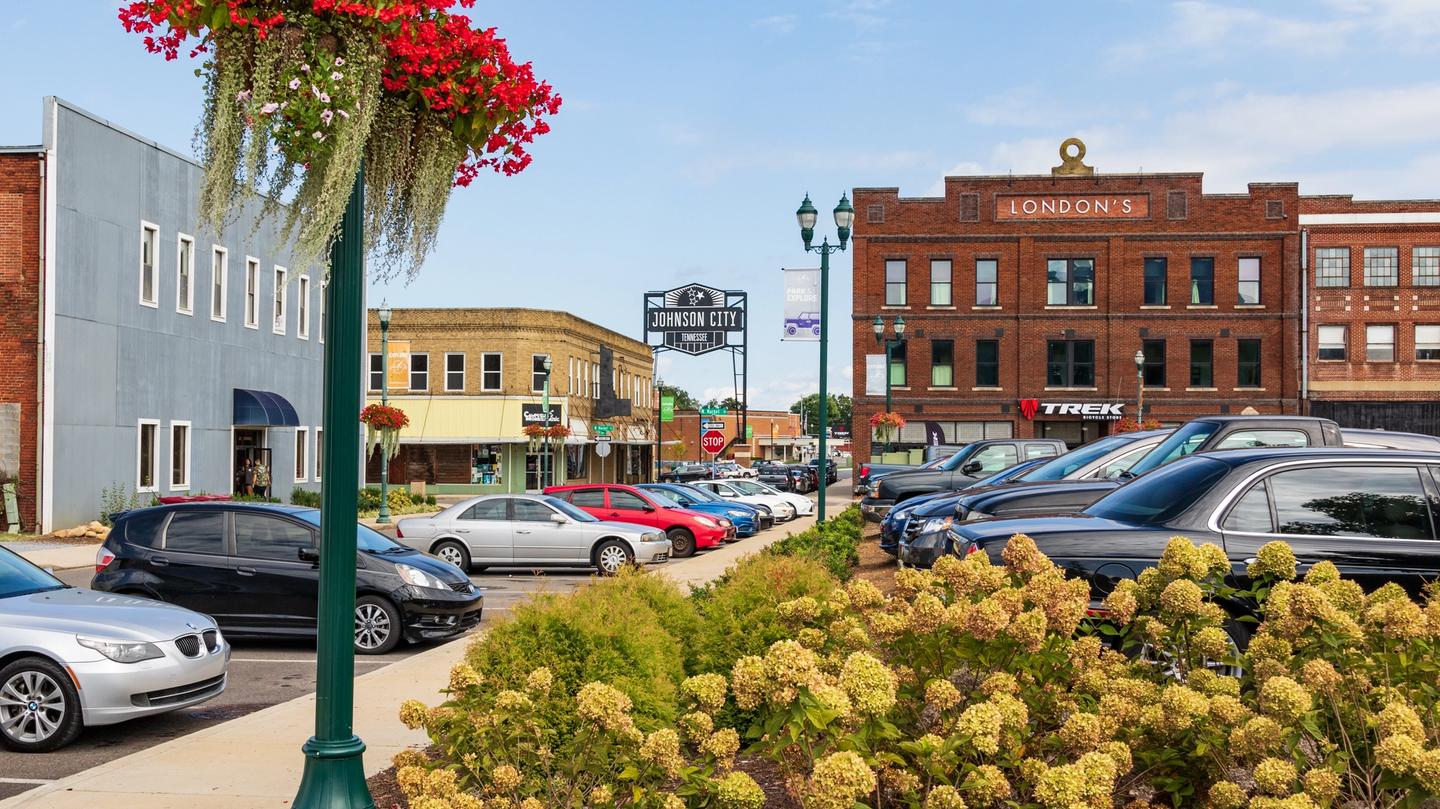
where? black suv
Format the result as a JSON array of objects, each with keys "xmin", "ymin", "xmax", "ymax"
[
  {"xmin": 92, "ymin": 502, "xmax": 483, "ymax": 654},
  {"xmin": 860, "ymin": 438, "xmax": 1066, "ymax": 519}
]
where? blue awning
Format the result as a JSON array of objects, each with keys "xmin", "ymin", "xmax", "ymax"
[{"xmin": 233, "ymin": 389, "xmax": 300, "ymax": 427}]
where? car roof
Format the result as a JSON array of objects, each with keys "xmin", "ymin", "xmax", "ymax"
[
  {"xmin": 1194, "ymin": 446, "xmax": 1440, "ymax": 467},
  {"xmin": 1191, "ymin": 415, "xmax": 1335, "ymax": 424},
  {"xmin": 118, "ymin": 501, "xmax": 313, "ymax": 519}
]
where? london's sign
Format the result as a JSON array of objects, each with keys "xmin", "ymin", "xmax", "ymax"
[
  {"xmin": 1019, "ymin": 400, "xmax": 1125, "ymax": 421},
  {"xmin": 995, "ymin": 193, "xmax": 1149, "ymax": 221}
]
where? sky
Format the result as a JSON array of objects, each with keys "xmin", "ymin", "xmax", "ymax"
[{"xmin": 3, "ymin": 1, "xmax": 1439, "ymax": 409}]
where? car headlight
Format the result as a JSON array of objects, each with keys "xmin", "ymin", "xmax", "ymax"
[
  {"xmin": 396, "ymin": 563, "xmax": 450, "ymax": 590},
  {"xmin": 694, "ymin": 516, "xmax": 719, "ymax": 527},
  {"xmin": 77, "ymin": 636, "xmax": 165, "ymax": 664},
  {"xmin": 920, "ymin": 516, "xmax": 955, "ymax": 535},
  {"xmin": 753, "ymin": 503, "xmax": 772, "ymax": 515},
  {"xmin": 727, "ymin": 510, "xmax": 749, "ymax": 518}
]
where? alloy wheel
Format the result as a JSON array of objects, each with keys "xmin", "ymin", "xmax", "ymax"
[
  {"xmin": 354, "ymin": 602, "xmax": 393, "ymax": 651},
  {"xmin": 598, "ymin": 545, "xmax": 628, "ymax": 574},
  {"xmin": 436, "ymin": 544, "xmax": 466, "ymax": 567},
  {"xmin": 0, "ymin": 670, "xmax": 65, "ymax": 744}
]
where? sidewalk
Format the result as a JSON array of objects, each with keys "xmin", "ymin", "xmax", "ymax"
[
  {"xmin": 5, "ymin": 540, "xmax": 98, "ymax": 571},
  {"xmin": 0, "ymin": 507, "xmax": 829, "ymax": 808}
]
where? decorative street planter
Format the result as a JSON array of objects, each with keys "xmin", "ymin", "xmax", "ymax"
[{"xmin": 359, "ymin": 402, "xmax": 409, "ymax": 460}]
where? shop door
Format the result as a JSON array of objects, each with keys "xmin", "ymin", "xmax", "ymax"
[
  {"xmin": 525, "ymin": 452, "xmax": 556, "ymax": 491},
  {"xmin": 233, "ymin": 429, "xmax": 272, "ymax": 495}
]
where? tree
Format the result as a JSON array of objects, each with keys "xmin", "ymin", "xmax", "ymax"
[
  {"xmin": 702, "ymin": 396, "xmax": 744, "ymax": 412},
  {"xmin": 790, "ymin": 394, "xmax": 852, "ymax": 436},
  {"xmin": 658, "ymin": 384, "xmax": 700, "ymax": 411}
]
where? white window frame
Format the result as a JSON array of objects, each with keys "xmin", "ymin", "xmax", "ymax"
[
  {"xmin": 1417, "ymin": 325, "xmax": 1440, "ymax": 361},
  {"xmin": 1366, "ymin": 324, "xmax": 1395, "ymax": 362},
  {"xmin": 367, "ymin": 353, "xmax": 384, "ymax": 392},
  {"xmin": 314, "ymin": 427, "xmax": 323, "ymax": 482},
  {"xmin": 532, "ymin": 354, "xmax": 551, "ymax": 393},
  {"xmin": 444, "ymin": 352, "xmax": 466, "ymax": 391},
  {"xmin": 318, "ymin": 277, "xmax": 326, "ymax": 343},
  {"xmin": 210, "ymin": 246, "xmax": 228, "ymax": 322},
  {"xmin": 244, "ymin": 256, "xmax": 260, "ymax": 329},
  {"xmin": 176, "ymin": 233, "xmax": 195, "ymax": 315},
  {"xmin": 1316, "ymin": 325, "xmax": 1347, "ymax": 361},
  {"xmin": 294, "ymin": 427, "xmax": 309, "ymax": 483},
  {"xmin": 169, "ymin": 420, "xmax": 192, "ymax": 491},
  {"xmin": 139, "ymin": 221, "xmax": 159, "ymax": 307},
  {"xmin": 297, "ymin": 274, "xmax": 310, "ymax": 340},
  {"xmin": 137, "ymin": 418, "xmax": 160, "ymax": 493},
  {"xmin": 409, "ymin": 353, "xmax": 429, "ymax": 392},
  {"xmin": 481, "ymin": 352, "xmax": 502, "ymax": 391},
  {"xmin": 273, "ymin": 265, "xmax": 288, "ymax": 335}
]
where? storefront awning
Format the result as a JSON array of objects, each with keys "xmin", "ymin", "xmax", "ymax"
[{"xmin": 233, "ymin": 388, "xmax": 300, "ymax": 427}]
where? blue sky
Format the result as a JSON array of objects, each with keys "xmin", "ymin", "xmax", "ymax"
[{"xmin": 3, "ymin": 1, "xmax": 1438, "ymax": 409}]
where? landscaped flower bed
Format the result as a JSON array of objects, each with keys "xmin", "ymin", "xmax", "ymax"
[{"xmin": 395, "ymin": 514, "xmax": 1440, "ymax": 807}]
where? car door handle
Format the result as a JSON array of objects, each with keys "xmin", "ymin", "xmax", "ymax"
[
  {"xmin": 608, "ymin": 512, "xmax": 622, "ymax": 517},
  {"xmin": 151, "ymin": 556, "xmax": 170, "ymax": 567},
  {"xmin": 236, "ymin": 566, "xmax": 257, "ymax": 576},
  {"xmin": 455, "ymin": 528, "xmax": 470, "ymax": 533},
  {"xmin": 515, "ymin": 529, "xmax": 532, "ymax": 534},
  {"xmin": 1244, "ymin": 558, "xmax": 1257, "ymax": 565}
]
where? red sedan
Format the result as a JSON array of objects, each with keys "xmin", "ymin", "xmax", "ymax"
[{"xmin": 544, "ymin": 483, "xmax": 734, "ymax": 558}]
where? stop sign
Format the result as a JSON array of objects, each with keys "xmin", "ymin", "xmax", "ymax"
[{"xmin": 700, "ymin": 430, "xmax": 726, "ymax": 455}]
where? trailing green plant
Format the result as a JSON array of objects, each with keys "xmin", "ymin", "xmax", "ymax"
[{"xmin": 98, "ymin": 482, "xmax": 151, "ymax": 525}]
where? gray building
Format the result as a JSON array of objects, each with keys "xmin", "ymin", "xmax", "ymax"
[{"xmin": 36, "ymin": 98, "xmax": 324, "ymax": 530}]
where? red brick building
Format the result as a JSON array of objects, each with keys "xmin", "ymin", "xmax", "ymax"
[
  {"xmin": 850, "ymin": 140, "xmax": 1303, "ymax": 460},
  {"xmin": 0, "ymin": 149, "xmax": 43, "ymax": 531}
]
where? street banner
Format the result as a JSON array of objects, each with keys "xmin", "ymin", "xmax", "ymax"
[
  {"xmin": 865, "ymin": 354, "xmax": 886, "ymax": 396},
  {"xmin": 386, "ymin": 340, "xmax": 411, "ymax": 390},
  {"xmin": 660, "ymin": 395, "xmax": 675, "ymax": 422},
  {"xmin": 745, "ymin": 424, "xmax": 753, "ymax": 440},
  {"xmin": 782, "ymin": 268, "xmax": 820, "ymax": 341}
]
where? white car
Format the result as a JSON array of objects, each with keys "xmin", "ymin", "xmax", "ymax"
[
  {"xmin": 691, "ymin": 479, "xmax": 804, "ymax": 521},
  {"xmin": 717, "ymin": 463, "xmax": 758, "ymax": 479}
]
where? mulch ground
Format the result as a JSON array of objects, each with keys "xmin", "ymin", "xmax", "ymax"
[{"xmin": 853, "ymin": 522, "xmax": 899, "ymax": 596}]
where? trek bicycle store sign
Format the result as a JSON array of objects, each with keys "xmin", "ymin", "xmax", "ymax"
[{"xmin": 1019, "ymin": 400, "xmax": 1126, "ymax": 421}]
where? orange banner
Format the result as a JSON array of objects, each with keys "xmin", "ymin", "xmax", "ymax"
[{"xmin": 386, "ymin": 340, "xmax": 411, "ymax": 390}]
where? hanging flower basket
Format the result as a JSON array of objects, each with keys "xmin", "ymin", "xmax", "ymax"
[
  {"xmin": 118, "ymin": 0, "xmax": 561, "ymax": 279},
  {"xmin": 360, "ymin": 402, "xmax": 409, "ymax": 460},
  {"xmin": 522, "ymin": 423, "xmax": 569, "ymax": 448},
  {"xmin": 869, "ymin": 411, "xmax": 906, "ymax": 444}
]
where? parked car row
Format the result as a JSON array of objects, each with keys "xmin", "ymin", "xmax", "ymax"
[{"xmin": 659, "ymin": 461, "xmax": 760, "ymax": 483}]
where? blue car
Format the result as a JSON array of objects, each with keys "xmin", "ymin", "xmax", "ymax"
[
  {"xmin": 638, "ymin": 483, "xmax": 767, "ymax": 538},
  {"xmin": 879, "ymin": 458, "xmax": 1049, "ymax": 555}
]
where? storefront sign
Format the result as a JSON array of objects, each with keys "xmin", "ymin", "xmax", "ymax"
[
  {"xmin": 644, "ymin": 283, "xmax": 747, "ymax": 356},
  {"xmin": 386, "ymin": 340, "xmax": 411, "ymax": 390},
  {"xmin": 995, "ymin": 193, "xmax": 1149, "ymax": 221},
  {"xmin": 1019, "ymin": 400, "xmax": 1125, "ymax": 420},
  {"xmin": 782, "ymin": 268, "xmax": 820, "ymax": 342},
  {"xmin": 521, "ymin": 403, "xmax": 564, "ymax": 425}
]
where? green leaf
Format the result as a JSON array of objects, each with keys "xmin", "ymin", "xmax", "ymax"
[{"xmin": 209, "ymin": 3, "xmax": 227, "ymax": 31}]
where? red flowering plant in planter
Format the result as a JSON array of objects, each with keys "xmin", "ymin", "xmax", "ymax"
[
  {"xmin": 359, "ymin": 402, "xmax": 408, "ymax": 459},
  {"xmin": 522, "ymin": 423, "xmax": 570, "ymax": 444},
  {"xmin": 869, "ymin": 411, "xmax": 906, "ymax": 444},
  {"xmin": 117, "ymin": 0, "xmax": 561, "ymax": 278}
]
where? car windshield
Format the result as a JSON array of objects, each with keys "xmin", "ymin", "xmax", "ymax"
[
  {"xmin": 295, "ymin": 510, "xmax": 405, "ymax": 553},
  {"xmin": 1085, "ymin": 456, "xmax": 1230, "ymax": 525},
  {"xmin": 545, "ymin": 497, "xmax": 599, "ymax": 522},
  {"xmin": 674, "ymin": 485, "xmax": 722, "ymax": 503},
  {"xmin": 969, "ymin": 458, "xmax": 1043, "ymax": 487},
  {"xmin": 0, "ymin": 548, "xmax": 65, "ymax": 599},
  {"xmin": 1022, "ymin": 435, "xmax": 1134, "ymax": 482},
  {"xmin": 646, "ymin": 489, "xmax": 683, "ymax": 508},
  {"xmin": 731, "ymin": 480, "xmax": 771, "ymax": 495},
  {"xmin": 937, "ymin": 445, "xmax": 980, "ymax": 471},
  {"xmin": 1124, "ymin": 422, "xmax": 1219, "ymax": 477}
]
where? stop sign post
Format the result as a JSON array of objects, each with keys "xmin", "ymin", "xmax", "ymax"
[{"xmin": 700, "ymin": 430, "xmax": 726, "ymax": 456}]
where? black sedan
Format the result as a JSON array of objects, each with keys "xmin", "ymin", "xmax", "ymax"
[
  {"xmin": 907, "ymin": 447, "xmax": 1440, "ymax": 640},
  {"xmin": 92, "ymin": 502, "xmax": 483, "ymax": 654}
]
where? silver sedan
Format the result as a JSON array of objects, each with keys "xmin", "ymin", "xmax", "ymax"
[
  {"xmin": 395, "ymin": 494, "xmax": 671, "ymax": 575},
  {"xmin": 0, "ymin": 546, "xmax": 228, "ymax": 752}
]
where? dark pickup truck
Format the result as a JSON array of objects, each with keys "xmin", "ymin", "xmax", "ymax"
[{"xmin": 859, "ymin": 438, "xmax": 1067, "ymax": 520}]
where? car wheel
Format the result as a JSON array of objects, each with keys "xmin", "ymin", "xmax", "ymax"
[
  {"xmin": 786, "ymin": 325, "xmax": 797, "ymax": 335},
  {"xmin": 594, "ymin": 541, "xmax": 633, "ymax": 576},
  {"xmin": 0, "ymin": 656, "xmax": 83, "ymax": 753},
  {"xmin": 667, "ymin": 528, "xmax": 696, "ymax": 558},
  {"xmin": 811, "ymin": 325, "xmax": 820, "ymax": 336},
  {"xmin": 354, "ymin": 596, "xmax": 402, "ymax": 655},
  {"xmin": 432, "ymin": 540, "xmax": 470, "ymax": 571}
]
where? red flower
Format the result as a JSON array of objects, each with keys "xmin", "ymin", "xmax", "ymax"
[{"xmin": 359, "ymin": 403, "xmax": 410, "ymax": 431}]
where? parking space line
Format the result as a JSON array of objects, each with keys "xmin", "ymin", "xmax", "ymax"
[{"xmin": 0, "ymin": 778, "xmax": 54, "ymax": 785}]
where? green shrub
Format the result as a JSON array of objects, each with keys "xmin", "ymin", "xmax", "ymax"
[
  {"xmin": 231, "ymin": 493, "xmax": 280, "ymax": 503},
  {"xmin": 98, "ymin": 482, "xmax": 151, "ymax": 525},
  {"xmin": 288, "ymin": 488, "xmax": 322, "ymax": 508},
  {"xmin": 766, "ymin": 505, "xmax": 863, "ymax": 580},
  {"xmin": 688, "ymin": 552, "xmax": 838, "ymax": 677}
]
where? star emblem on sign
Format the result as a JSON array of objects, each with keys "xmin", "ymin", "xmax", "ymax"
[{"xmin": 687, "ymin": 289, "xmax": 707, "ymax": 305}]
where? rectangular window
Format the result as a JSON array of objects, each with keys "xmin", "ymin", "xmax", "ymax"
[
  {"xmin": 929, "ymin": 259, "xmax": 952, "ymax": 306},
  {"xmin": 1417, "ymin": 326, "xmax": 1440, "ymax": 360},
  {"xmin": 1190, "ymin": 339, "xmax": 1214, "ymax": 387},
  {"xmin": 318, "ymin": 278, "xmax": 326, "ymax": 342},
  {"xmin": 1237, "ymin": 339, "xmax": 1262, "ymax": 387},
  {"xmin": 209, "ymin": 246, "xmax": 228, "ymax": 321},
  {"xmin": 410, "ymin": 353, "xmax": 429, "ymax": 391},
  {"xmin": 273, "ymin": 266, "xmax": 288, "ymax": 334},
  {"xmin": 482, "ymin": 353, "xmax": 502, "ymax": 391},
  {"xmin": 1415, "ymin": 247, "xmax": 1440, "ymax": 286},
  {"xmin": 975, "ymin": 339, "xmax": 999, "ymax": 387},
  {"xmin": 140, "ymin": 222, "xmax": 159, "ymax": 306},
  {"xmin": 1317, "ymin": 325, "xmax": 1346, "ymax": 361},
  {"xmin": 1141, "ymin": 339, "xmax": 1166, "ymax": 387},
  {"xmin": 1143, "ymin": 257, "xmax": 1167, "ymax": 305},
  {"xmin": 244, "ymin": 257, "xmax": 259, "ymax": 328},
  {"xmin": 1315, "ymin": 247, "xmax": 1349, "ymax": 287},
  {"xmin": 314, "ymin": 427, "xmax": 323, "ymax": 482},
  {"xmin": 296, "ymin": 275, "xmax": 310, "ymax": 339},
  {"xmin": 137, "ymin": 419, "xmax": 159, "ymax": 492},
  {"xmin": 1046, "ymin": 258, "xmax": 1095, "ymax": 306},
  {"xmin": 445, "ymin": 353, "xmax": 465, "ymax": 391},
  {"xmin": 1046, "ymin": 339, "xmax": 1095, "ymax": 387},
  {"xmin": 1190, "ymin": 257, "xmax": 1214, "ymax": 304},
  {"xmin": 975, "ymin": 259, "xmax": 998, "ymax": 306},
  {"xmin": 888, "ymin": 341, "xmax": 907, "ymax": 386},
  {"xmin": 1366, "ymin": 325, "xmax": 1395, "ymax": 362},
  {"xmin": 176, "ymin": 234, "xmax": 194, "ymax": 314},
  {"xmin": 295, "ymin": 427, "xmax": 308, "ymax": 482},
  {"xmin": 885, "ymin": 259, "xmax": 907, "ymax": 306},
  {"xmin": 930, "ymin": 339, "xmax": 954, "ymax": 387},
  {"xmin": 532, "ymin": 355, "xmax": 551, "ymax": 391},
  {"xmin": 367, "ymin": 353, "xmax": 383, "ymax": 392},
  {"xmin": 1364, "ymin": 247, "xmax": 1399, "ymax": 287},
  {"xmin": 1237, "ymin": 257, "xmax": 1261, "ymax": 304},
  {"xmin": 170, "ymin": 421, "xmax": 190, "ymax": 489}
]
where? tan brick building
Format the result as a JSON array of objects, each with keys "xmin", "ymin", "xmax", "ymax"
[{"xmin": 364, "ymin": 308, "xmax": 655, "ymax": 493}]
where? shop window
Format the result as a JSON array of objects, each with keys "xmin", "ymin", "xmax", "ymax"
[
  {"xmin": 1238, "ymin": 258, "xmax": 1261, "ymax": 304},
  {"xmin": 170, "ymin": 421, "xmax": 190, "ymax": 490},
  {"xmin": 975, "ymin": 259, "xmax": 998, "ymax": 306},
  {"xmin": 930, "ymin": 259, "xmax": 951, "ymax": 306},
  {"xmin": 140, "ymin": 222, "xmax": 159, "ymax": 306},
  {"xmin": 482, "ymin": 353, "xmax": 502, "ymax": 391},
  {"xmin": 1237, "ymin": 339, "xmax": 1262, "ymax": 388},
  {"xmin": 137, "ymin": 419, "xmax": 159, "ymax": 492},
  {"xmin": 210, "ymin": 246, "xmax": 228, "ymax": 321},
  {"xmin": 1046, "ymin": 339, "xmax": 1094, "ymax": 387},
  {"xmin": 1315, "ymin": 247, "xmax": 1349, "ymax": 288},
  {"xmin": 885, "ymin": 259, "xmax": 907, "ymax": 306},
  {"xmin": 1416, "ymin": 325, "xmax": 1440, "ymax": 360},
  {"xmin": 297, "ymin": 275, "xmax": 310, "ymax": 339},
  {"xmin": 1366, "ymin": 325, "xmax": 1395, "ymax": 362},
  {"xmin": 445, "ymin": 353, "xmax": 465, "ymax": 391},
  {"xmin": 1046, "ymin": 258, "xmax": 1094, "ymax": 305},
  {"xmin": 1189, "ymin": 257, "xmax": 1214, "ymax": 304},
  {"xmin": 1317, "ymin": 325, "xmax": 1347, "ymax": 361},
  {"xmin": 176, "ymin": 234, "xmax": 194, "ymax": 314},
  {"xmin": 1142, "ymin": 339, "xmax": 1166, "ymax": 387},
  {"xmin": 975, "ymin": 339, "xmax": 999, "ymax": 387},
  {"xmin": 1143, "ymin": 257, "xmax": 1167, "ymax": 305},
  {"xmin": 930, "ymin": 339, "xmax": 953, "ymax": 387},
  {"xmin": 1190, "ymin": 339, "xmax": 1214, "ymax": 387},
  {"xmin": 410, "ymin": 353, "xmax": 429, "ymax": 391},
  {"xmin": 1414, "ymin": 247, "xmax": 1440, "ymax": 286},
  {"xmin": 295, "ymin": 427, "xmax": 308, "ymax": 482},
  {"xmin": 367, "ymin": 353, "xmax": 383, "ymax": 392},
  {"xmin": 471, "ymin": 445, "xmax": 503, "ymax": 485},
  {"xmin": 1364, "ymin": 247, "xmax": 1398, "ymax": 287},
  {"xmin": 566, "ymin": 444, "xmax": 587, "ymax": 479},
  {"xmin": 889, "ymin": 341, "xmax": 907, "ymax": 387}
]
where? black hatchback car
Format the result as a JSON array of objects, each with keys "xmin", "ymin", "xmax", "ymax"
[{"xmin": 92, "ymin": 502, "xmax": 483, "ymax": 654}]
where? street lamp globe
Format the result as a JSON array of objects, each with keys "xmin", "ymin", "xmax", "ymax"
[
  {"xmin": 796, "ymin": 194, "xmax": 818, "ymax": 248},
  {"xmin": 894, "ymin": 316, "xmax": 906, "ymax": 337},
  {"xmin": 1134, "ymin": 349, "xmax": 1145, "ymax": 370},
  {"xmin": 833, "ymin": 193, "xmax": 854, "ymax": 246},
  {"xmin": 542, "ymin": 355, "xmax": 553, "ymax": 374},
  {"xmin": 377, "ymin": 300, "xmax": 392, "ymax": 328},
  {"xmin": 872, "ymin": 314, "xmax": 884, "ymax": 342}
]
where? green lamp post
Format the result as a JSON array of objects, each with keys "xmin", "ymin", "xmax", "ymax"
[
  {"xmin": 795, "ymin": 192, "xmax": 853, "ymax": 524},
  {"xmin": 542, "ymin": 355, "xmax": 554, "ymax": 488},
  {"xmin": 375, "ymin": 301, "xmax": 393, "ymax": 524}
]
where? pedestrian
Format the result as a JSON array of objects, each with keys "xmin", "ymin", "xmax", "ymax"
[
  {"xmin": 255, "ymin": 460, "xmax": 270, "ymax": 499},
  {"xmin": 241, "ymin": 458, "xmax": 255, "ymax": 496}
]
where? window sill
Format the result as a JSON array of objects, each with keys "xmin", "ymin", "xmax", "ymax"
[
  {"xmin": 211, "ymin": 315, "xmax": 226, "ymax": 324},
  {"xmin": 1139, "ymin": 305, "xmax": 1171, "ymax": 310},
  {"xmin": 1186, "ymin": 387, "xmax": 1218, "ymax": 392},
  {"xmin": 925, "ymin": 305, "xmax": 956, "ymax": 310},
  {"xmin": 971, "ymin": 387, "xmax": 1003, "ymax": 391},
  {"xmin": 139, "ymin": 299, "xmax": 159, "ymax": 309},
  {"xmin": 1044, "ymin": 305, "xmax": 1098, "ymax": 310},
  {"xmin": 1044, "ymin": 387, "xmax": 1098, "ymax": 391},
  {"xmin": 891, "ymin": 386, "xmax": 911, "ymax": 391},
  {"xmin": 177, "ymin": 309, "xmax": 194, "ymax": 317},
  {"xmin": 1235, "ymin": 304, "xmax": 1267, "ymax": 309},
  {"xmin": 1315, "ymin": 359, "xmax": 1347, "ymax": 363},
  {"xmin": 137, "ymin": 487, "xmax": 159, "ymax": 495},
  {"xmin": 881, "ymin": 305, "xmax": 908, "ymax": 310},
  {"xmin": 930, "ymin": 386, "xmax": 958, "ymax": 391},
  {"xmin": 169, "ymin": 485, "xmax": 190, "ymax": 492},
  {"xmin": 971, "ymin": 305, "xmax": 1003, "ymax": 311},
  {"xmin": 1143, "ymin": 387, "xmax": 1171, "ymax": 392},
  {"xmin": 1186, "ymin": 305, "xmax": 1218, "ymax": 309},
  {"xmin": 1237, "ymin": 387, "xmax": 1267, "ymax": 391}
]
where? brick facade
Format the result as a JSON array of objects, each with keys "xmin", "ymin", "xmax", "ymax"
[
  {"xmin": 0, "ymin": 152, "xmax": 42, "ymax": 530},
  {"xmin": 850, "ymin": 152, "xmax": 1302, "ymax": 460},
  {"xmin": 661, "ymin": 410, "xmax": 804, "ymax": 463}
]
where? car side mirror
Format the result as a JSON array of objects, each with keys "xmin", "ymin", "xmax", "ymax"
[
  {"xmin": 550, "ymin": 513, "xmax": 568, "ymax": 524},
  {"xmin": 298, "ymin": 547, "xmax": 320, "ymax": 563},
  {"xmin": 961, "ymin": 461, "xmax": 983, "ymax": 475},
  {"xmin": 642, "ymin": 504, "xmax": 656, "ymax": 512}
]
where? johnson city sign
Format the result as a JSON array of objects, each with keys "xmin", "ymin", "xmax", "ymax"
[
  {"xmin": 1019, "ymin": 400, "xmax": 1126, "ymax": 421},
  {"xmin": 995, "ymin": 192, "xmax": 1149, "ymax": 221},
  {"xmin": 643, "ymin": 283, "xmax": 747, "ymax": 356}
]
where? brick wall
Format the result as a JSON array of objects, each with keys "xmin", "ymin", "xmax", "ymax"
[
  {"xmin": 661, "ymin": 410, "xmax": 803, "ymax": 462},
  {"xmin": 0, "ymin": 152, "xmax": 41, "ymax": 530}
]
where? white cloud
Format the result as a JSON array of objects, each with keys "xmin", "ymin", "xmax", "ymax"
[{"xmin": 752, "ymin": 14, "xmax": 798, "ymax": 34}]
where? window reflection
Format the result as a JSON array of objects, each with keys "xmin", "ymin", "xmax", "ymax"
[{"xmin": 1269, "ymin": 466, "xmax": 1432, "ymax": 539}]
